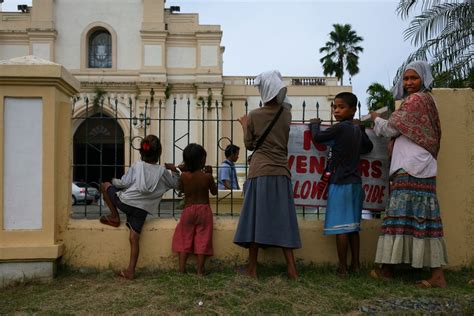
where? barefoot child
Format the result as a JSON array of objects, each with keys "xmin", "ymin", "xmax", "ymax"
[
  {"xmin": 171, "ymin": 143, "xmax": 217, "ymax": 275},
  {"xmin": 309, "ymin": 92, "xmax": 373, "ymax": 276},
  {"xmin": 99, "ymin": 135, "xmax": 179, "ymax": 280}
]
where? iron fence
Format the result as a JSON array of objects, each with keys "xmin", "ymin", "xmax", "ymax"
[{"xmin": 71, "ymin": 89, "xmax": 362, "ymax": 220}]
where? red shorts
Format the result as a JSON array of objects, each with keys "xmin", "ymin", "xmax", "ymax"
[{"xmin": 172, "ymin": 204, "xmax": 214, "ymax": 256}]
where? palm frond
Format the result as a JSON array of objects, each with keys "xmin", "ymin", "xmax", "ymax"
[
  {"xmin": 396, "ymin": 0, "xmax": 447, "ymax": 19},
  {"xmin": 404, "ymin": 2, "xmax": 471, "ymax": 45}
]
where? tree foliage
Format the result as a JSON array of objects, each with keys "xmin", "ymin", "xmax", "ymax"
[
  {"xmin": 366, "ymin": 83, "xmax": 395, "ymax": 112},
  {"xmin": 395, "ymin": 0, "xmax": 473, "ymax": 87},
  {"xmin": 319, "ymin": 24, "xmax": 364, "ymax": 85}
]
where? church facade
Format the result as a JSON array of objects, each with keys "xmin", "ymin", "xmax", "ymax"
[{"xmin": 0, "ymin": 0, "xmax": 349, "ymax": 184}]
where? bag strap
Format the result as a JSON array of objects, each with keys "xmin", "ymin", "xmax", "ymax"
[{"xmin": 253, "ymin": 106, "xmax": 284, "ymax": 153}]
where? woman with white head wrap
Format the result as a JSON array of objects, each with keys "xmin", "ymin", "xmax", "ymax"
[
  {"xmin": 370, "ymin": 61, "xmax": 448, "ymax": 288},
  {"xmin": 234, "ymin": 70, "xmax": 301, "ymax": 279}
]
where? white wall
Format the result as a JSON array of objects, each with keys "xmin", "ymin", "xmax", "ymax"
[
  {"xmin": 0, "ymin": 44, "xmax": 29, "ymax": 60},
  {"xmin": 54, "ymin": 0, "xmax": 142, "ymax": 70},
  {"xmin": 200, "ymin": 45, "xmax": 218, "ymax": 67},
  {"xmin": 144, "ymin": 44, "xmax": 162, "ymax": 67},
  {"xmin": 167, "ymin": 47, "xmax": 196, "ymax": 68},
  {"xmin": 32, "ymin": 43, "xmax": 51, "ymax": 61},
  {"xmin": 3, "ymin": 98, "xmax": 43, "ymax": 230}
]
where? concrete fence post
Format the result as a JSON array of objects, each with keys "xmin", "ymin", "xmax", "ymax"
[{"xmin": 0, "ymin": 56, "xmax": 79, "ymax": 286}]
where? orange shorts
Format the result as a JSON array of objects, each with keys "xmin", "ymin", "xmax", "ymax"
[{"xmin": 172, "ymin": 204, "xmax": 213, "ymax": 256}]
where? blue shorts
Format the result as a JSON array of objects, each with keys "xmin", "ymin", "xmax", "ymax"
[
  {"xmin": 107, "ymin": 186, "xmax": 148, "ymax": 234},
  {"xmin": 324, "ymin": 183, "xmax": 364, "ymax": 235}
]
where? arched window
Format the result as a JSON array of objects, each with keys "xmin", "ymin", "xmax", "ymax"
[{"xmin": 88, "ymin": 29, "xmax": 112, "ymax": 68}]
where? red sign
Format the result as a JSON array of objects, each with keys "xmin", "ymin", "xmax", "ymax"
[{"xmin": 288, "ymin": 124, "xmax": 389, "ymax": 211}]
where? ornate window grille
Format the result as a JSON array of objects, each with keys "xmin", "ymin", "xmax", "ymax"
[{"xmin": 88, "ymin": 30, "xmax": 112, "ymax": 68}]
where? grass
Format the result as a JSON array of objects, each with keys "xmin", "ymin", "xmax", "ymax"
[{"xmin": 1, "ymin": 264, "xmax": 473, "ymax": 314}]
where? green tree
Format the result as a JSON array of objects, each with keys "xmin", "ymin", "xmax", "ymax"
[
  {"xmin": 319, "ymin": 24, "xmax": 364, "ymax": 85},
  {"xmin": 366, "ymin": 83, "xmax": 395, "ymax": 112},
  {"xmin": 395, "ymin": 0, "xmax": 473, "ymax": 87}
]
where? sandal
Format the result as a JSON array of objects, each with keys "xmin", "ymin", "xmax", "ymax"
[
  {"xmin": 415, "ymin": 279, "xmax": 447, "ymax": 289},
  {"xmin": 415, "ymin": 279, "xmax": 433, "ymax": 288},
  {"xmin": 116, "ymin": 270, "xmax": 133, "ymax": 280},
  {"xmin": 369, "ymin": 269, "xmax": 391, "ymax": 281},
  {"xmin": 100, "ymin": 215, "xmax": 120, "ymax": 228}
]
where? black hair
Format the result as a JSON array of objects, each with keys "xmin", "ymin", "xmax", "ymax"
[
  {"xmin": 139, "ymin": 135, "xmax": 161, "ymax": 164},
  {"xmin": 224, "ymin": 144, "xmax": 240, "ymax": 158},
  {"xmin": 334, "ymin": 92, "xmax": 358, "ymax": 108},
  {"xmin": 183, "ymin": 143, "xmax": 207, "ymax": 172}
]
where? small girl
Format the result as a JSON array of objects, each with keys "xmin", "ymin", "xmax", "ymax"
[
  {"xmin": 100, "ymin": 135, "xmax": 180, "ymax": 280},
  {"xmin": 171, "ymin": 143, "xmax": 217, "ymax": 276},
  {"xmin": 309, "ymin": 92, "xmax": 373, "ymax": 277}
]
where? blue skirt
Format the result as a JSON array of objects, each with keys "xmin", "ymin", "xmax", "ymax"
[
  {"xmin": 324, "ymin": 183, "xmax": 363, "ymax": 235},
  {"xmin": 233, "ymin": 176, "xmax": 302, "ymax": 249}
]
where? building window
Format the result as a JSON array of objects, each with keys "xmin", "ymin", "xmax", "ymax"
[{"xmin": 88, "ymin": 29, "xmax": 112, "ymax": 68}]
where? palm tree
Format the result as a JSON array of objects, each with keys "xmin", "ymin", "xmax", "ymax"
[
  {"xmin": 395, "ymin": 0, "xmax": 472, "ymax": 87},
  {"xmin": 366, "ymin": 83, "xmax": 395, "ymax": 112},
  {"xmin": 319, "ymin": 24, "xmax": 364, "ymax": 85}
]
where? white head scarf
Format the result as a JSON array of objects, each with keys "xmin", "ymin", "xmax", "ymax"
[
  {"xmin": 254, "ymin": 70, "xmax": 292, "ymax": 109},
  {"xmin": 392, "ymin": 60, "xmax": 434, "ymax": 100}
]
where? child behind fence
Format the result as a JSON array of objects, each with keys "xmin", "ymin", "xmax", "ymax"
[
  {"xmin": 171, "ymin": 143, "xmax": 217, "ymax": 276},
  {"xmin": 99, "ymin": 134, "xmax": 180, "ymax": 280},
  {"xmin": 309, "ymin": 92, "xmax": 373, "ymax": 277}
]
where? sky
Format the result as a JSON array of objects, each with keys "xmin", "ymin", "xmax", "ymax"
[{"xmin": 2, "ymin": 0, "xmax": 417, "ymax": 114}]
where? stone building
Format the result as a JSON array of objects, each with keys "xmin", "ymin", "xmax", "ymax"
[{"xmin": 0, "ymin": 0, "xmax": 350, "ymax": 183}]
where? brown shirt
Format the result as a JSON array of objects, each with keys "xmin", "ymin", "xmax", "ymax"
[{"xmin": 245, "ymin": 104, "xmax": 291, "ymax": 179}]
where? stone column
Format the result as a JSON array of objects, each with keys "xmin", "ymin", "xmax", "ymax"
[{"xmin": 0, "ymin": 56, "xmax": 79, "ymax": 286}]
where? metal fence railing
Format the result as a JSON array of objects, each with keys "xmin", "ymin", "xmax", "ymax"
[{"xmin": 71, "ymin": 89, "xmax": 362, "ymax": 220}]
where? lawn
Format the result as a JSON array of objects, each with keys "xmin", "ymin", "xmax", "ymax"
[{"xmin": 1, "ymin": 264, "xmax": 473, "ymax": 314}]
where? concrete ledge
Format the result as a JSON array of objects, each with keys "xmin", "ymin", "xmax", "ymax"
[
  {"xmin": 62, "ymin": 218, "xmax": 383, "ymax": 269},
  {"xmin": 0, "ymin": 244, "xmax": 64, "ymax": 260},
  {"xmin": 0, "ymin": 261, "xmax": 56, "ymax": 287}
]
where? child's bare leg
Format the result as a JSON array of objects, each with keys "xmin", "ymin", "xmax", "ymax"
[
  {"xmin": 100, "ymin": 182, "xmax": 119, "ymax": 220},
  {"xmin": 335, "ymin": 234, "xmax": 349, "ymax": 276},
  {"xmin": 282, "ymin": 248, "xmax": 298, "ymax": 280},
  {"xmin": 348, "ymin": 232, "xmax": 360, "ymax": 273},
  {"xmin": 197, "ymin": 254, "xmax": 207, "ymax": 276},
  {"xmin": 178, "ymin": 253, "xmax": 188, "ymax": 273},
  {"xmin": 246, "ymin": 243, "xmax": 258, "ymax": 278},
  {"xmin": 121, "ymin": 229, "xmax": 139, "ymax": 279}
]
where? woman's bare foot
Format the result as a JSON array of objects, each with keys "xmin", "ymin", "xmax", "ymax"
[
  {"xmin": 370, "ymin": 267, "xmax": 393, "ymax": 280},
  {"xmin": 416, "ymin": 273, "xmax": 447, "ymax": 288}
]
